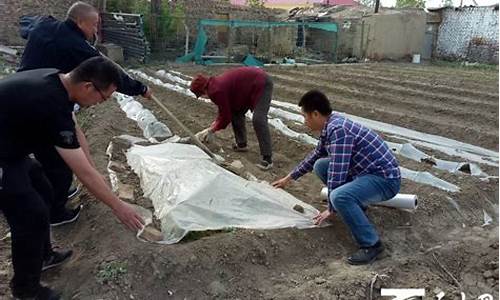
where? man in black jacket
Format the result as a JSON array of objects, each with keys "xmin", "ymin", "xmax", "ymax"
[
  {"xmin": 1, "ymin": 56, "xmax": 145, "ymax": 300},
  {"xmin": 18, "ymin": 1, "xmax": 152, "ymax": 226}
]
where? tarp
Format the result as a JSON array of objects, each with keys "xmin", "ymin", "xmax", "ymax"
[
  {"xmin": 126, "ymin": 142, "xmax": 319, "ymax": 244},
  {"xmin": 243, "ymin": 54, "xmax": 264, "ymax": 67}
]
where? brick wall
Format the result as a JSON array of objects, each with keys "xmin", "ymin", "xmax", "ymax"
[
  {"xmin": 435, "ymin": 6, "xmax": 499, "ymax": 63},
  {"xmin": 0, "ymin": 0, "xmax": 97, "ymax": 46},
  {"xmin": 157, "ymin": 0, "xmax": 280, "ymax": 58},
  {"xmin": 179, "ymin": 0, "xmax": 277, "ymax": 28}
]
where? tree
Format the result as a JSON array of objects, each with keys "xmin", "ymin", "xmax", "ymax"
[
  {"xmin": 149, "ymin": 0, "xmax": 162, "ymax": 50},
  {"xmin": 246, "ymin": 0, "xmax": 266, "ymax": 8},
  {"xmin": 441, "ymin": 0, "xmax": 453, "ymax": 6},
  {"xmin": 106, "ymin": 0, "xmax": 135, "ymax": 12},
  {"xmin": 358, "ymin": 0, "xmax": 376, "ymax": 8},
  {"xmin": 395, "ymin": 0, "xmax": 425, "ymax": 8}
]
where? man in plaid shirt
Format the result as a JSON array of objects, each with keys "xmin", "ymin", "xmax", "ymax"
[{"xmin": 273, "ymin": 90, "xmax": 401, "ymax": 265}]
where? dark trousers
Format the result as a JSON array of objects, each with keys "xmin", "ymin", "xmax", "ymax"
[
  {"xmin": 34, "ymin": 145, "xmax": 73, "ymax": 219},
  {"xmin": 0, "ymin": 158, "xmax": 53, "ymax": 297},
  {"xmin": 231, "ymin": 76, "xmax": 273, "ymax": 158}
]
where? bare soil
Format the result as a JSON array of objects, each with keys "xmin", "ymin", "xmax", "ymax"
[{"xmin": 0, "ymin": 62, "xmax": 498, "ymax": 299}]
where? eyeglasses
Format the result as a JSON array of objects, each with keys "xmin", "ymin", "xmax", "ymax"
[{"xmin": 91, "ymin": 82, "xmax": 107, "ymax": 102}]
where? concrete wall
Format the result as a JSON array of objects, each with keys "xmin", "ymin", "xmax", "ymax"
[
  {"xmin": 307, "ymin": 27, "xmax": 337, "ymax": 60},
  {"xmin": 336, "ymin": 18, "xmax": 362, "ymax": 60},
  {"xmin": 0, "ymin": 0, "xmax": 97, "ymax": 46},
  {"xmin": 361, "ymin": 11, "xmax": 426, "ymax": 60},
  {"xmin": 435, "ymin": 6, "xmax": 498, "ymax": 63}
]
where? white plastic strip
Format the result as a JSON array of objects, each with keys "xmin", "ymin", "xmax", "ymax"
[
  {"xmin": 270, "ymin": 100, "xmax": 498, "ymax": 166},
  {"xmin": 400, "ymin": 167, "xmax": 460, "ymax": 192},
  {"xmin": 114, "ymin": 93, "xmax": 173, "ymax": 141},
  {"xmin": 128, "ymin": 69, "xmax": 204, "ymax": 101},
  {"xmin": 155, "ymin": 70, "xmax": 191, "ymax": 86}
]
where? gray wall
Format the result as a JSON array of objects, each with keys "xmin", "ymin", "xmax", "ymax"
[
  {"xmin": 362, "ymin": 11, "xmax": 427, "ymax": 60},
  {"xmin": 329, "ymin": 11, "xmax": 427, "ymax": 61},
  {"xmin": 435, "ymin": 6, "xmax": 499, "ymax": 63}
]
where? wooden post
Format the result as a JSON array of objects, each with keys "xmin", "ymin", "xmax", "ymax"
[
  {"xmin": 302, "ymin": 19, "xmax": 306, "ymax": 48},
  {"xmin": 98, "ymin": 0, "xmax": 107, "ymax": 12},
  {"xmin": 360, "ymin": 20, "xmax": 365, "ymax": 59},
  {"xmin": 374, "ymin": 0, "xmax": 380, "ymax": 13},
  {"xmin": 268, "ymin": 23, "xmax": 273, "ymax": 62},
  {"xmin": 150, "ymin": 0, "xmax": 161, "ymax": 51},
  {"xmin": 227, "ymin": 23, "xmax": 233, "ymax": 63},
  {"xmin": 184, "ymin": 21, "xmax": 189, "ymax": 56}
]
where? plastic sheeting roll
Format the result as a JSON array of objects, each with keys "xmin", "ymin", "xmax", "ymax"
[
  {"xmin": 376, "ymin": 194, "xmax": 418, "ymax": 210},
  {"xmin": 320, "ymin": 187, "xmax": 418, "ymax": 211}
]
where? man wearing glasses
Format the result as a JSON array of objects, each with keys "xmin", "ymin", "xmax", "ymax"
[
  {"xmin": 0, "ymin": 56, "xmax": 145, "ymax": 299},
  {"xmin": 17, "ymin": 1, "xmax": 153, "ymax": 227}
]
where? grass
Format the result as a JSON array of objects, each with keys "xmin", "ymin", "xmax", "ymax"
[{"xmin": 96, "ymin": 261, "xmax": 128, "ymax": 284}]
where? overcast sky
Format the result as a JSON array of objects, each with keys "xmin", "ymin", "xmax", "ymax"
[{"xmin": 232, "ymin": 0, "xmax": 499, "ymax": 8}]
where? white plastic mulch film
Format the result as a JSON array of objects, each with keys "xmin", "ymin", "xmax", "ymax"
[{"xmin": 126, "ymin": 143, "xmax": 319, "ymax": 244}]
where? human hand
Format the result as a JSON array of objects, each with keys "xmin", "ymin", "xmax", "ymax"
[
  {"xmin": 272, "ymin": 175, "xmax": 292, "ymax": 189},
  {"xmin": 195, "ymin": 128, "xmax": 215, "ymax": 143},
  {"xmin": 313, "ymin": 209, "xmax": 335, "ymax": 225},
  {"xmin": 112, "ymin": 201, "xmax": 145, "ymax": 231}
]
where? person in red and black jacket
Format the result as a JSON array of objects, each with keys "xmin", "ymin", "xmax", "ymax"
[{"xmin": 190, "ymin": 67, "xmax": 274, "ymax": 170}]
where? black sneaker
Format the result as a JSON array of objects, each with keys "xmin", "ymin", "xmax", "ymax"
[
  {"xmin": 50, "ymin": 205, "xmax": 82, "ymax": 227},
  {"xmin": 232, "ymin": 143, "xmax": 249, "ymax": 152},
  {"xmin": 13, "ymin": 286, "xmax": 61, "ymax": 300},
  {"xmin": 347, "ymin": 241, "xmax": 384, "ymax": 265},
  {"xmin": 42, "ymin": 249, "xmax": 73, "ymax": 272},
  {"xmin": 67, "ymin": 185, "xmax": 80, "ymax": 199},
  {"xmin": 256, "ymin": 158, "xmax": 273, "ymax": 170}
]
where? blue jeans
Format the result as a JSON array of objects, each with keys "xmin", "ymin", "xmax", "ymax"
[{"xmin": 313, "ymin": 158, "xmax": 401, "ymax": 248}]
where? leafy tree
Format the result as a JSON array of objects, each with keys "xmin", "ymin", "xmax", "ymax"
[
  {"xmin": 132, "ymin": 0, "xmax": 186, "ymax": 51},
  {"xmin": 246, "ymin": 0, "xmax": 267, "ymax": 8},
  {"xmin": 106, "ymin": 0, "xmax": 135, "ymax": 12},
  {"xmin": 396, "ymin": 0, "xmax": 425, "ymax": 8},
  {"xmin": 358, "ymin": 0, "xmax": 376, "ymax": 8},
  {"xmin": 441, "ymin": 0, "xmax": 453, "ymax": 6}
]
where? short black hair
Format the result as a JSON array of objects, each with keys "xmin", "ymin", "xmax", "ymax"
[
  {"xmin": 67, "ymin": 2, "xmax": 98, "ymax": 22},
  {"xmin": 70, "ymin": 56, "xmax": 121, "ymax": 90},
  {"xmin": 298, "ymin": 90, "xmax": 332, "ymax": 116}
]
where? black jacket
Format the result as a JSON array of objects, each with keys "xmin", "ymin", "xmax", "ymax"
[{"xmin": 18, "ymin": 16, "xmax": 147, "ymax": 96}]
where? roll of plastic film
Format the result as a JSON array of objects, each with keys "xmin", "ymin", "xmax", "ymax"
[{"xmin": 320, "ymin": 187, "xmax": 417, "ymax": 210}]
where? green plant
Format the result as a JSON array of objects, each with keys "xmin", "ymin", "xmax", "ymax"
[
  {"xmin": 96, "ymin": 261, "xmax": 127, "ymax": 284},
  {"xmin": 106, "ymin": 0, "xmax": 135, "ymax": 13},
  {"xmin": 246, "ymin": 0, "xmax": 267, "ymax": 8},
  {"xmin": 359, "ymin": 0, "xmax": 376, "ymax": 8},
  {"xmin": 441, "ymin": 0, "xmax": 453, "ymax": 6},
  {"xmin": 396, "ymin": 0, "xmax": 425, "ymax": 8},
  {"xmin": 133, "ymin": 1, "xmax": 186, "ymax": 51}
]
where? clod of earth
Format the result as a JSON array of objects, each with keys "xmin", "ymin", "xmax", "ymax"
[
  {"xmin": 293, "ymin": 204, "xmax": 305, "ymax": 213},
  {"xmin": 117, "ymin": 183, "xmax": 134, "ymax": 201},
  {"xmin": 139, "ymin": 226, "xmax": 163, "ymax": 242}
]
